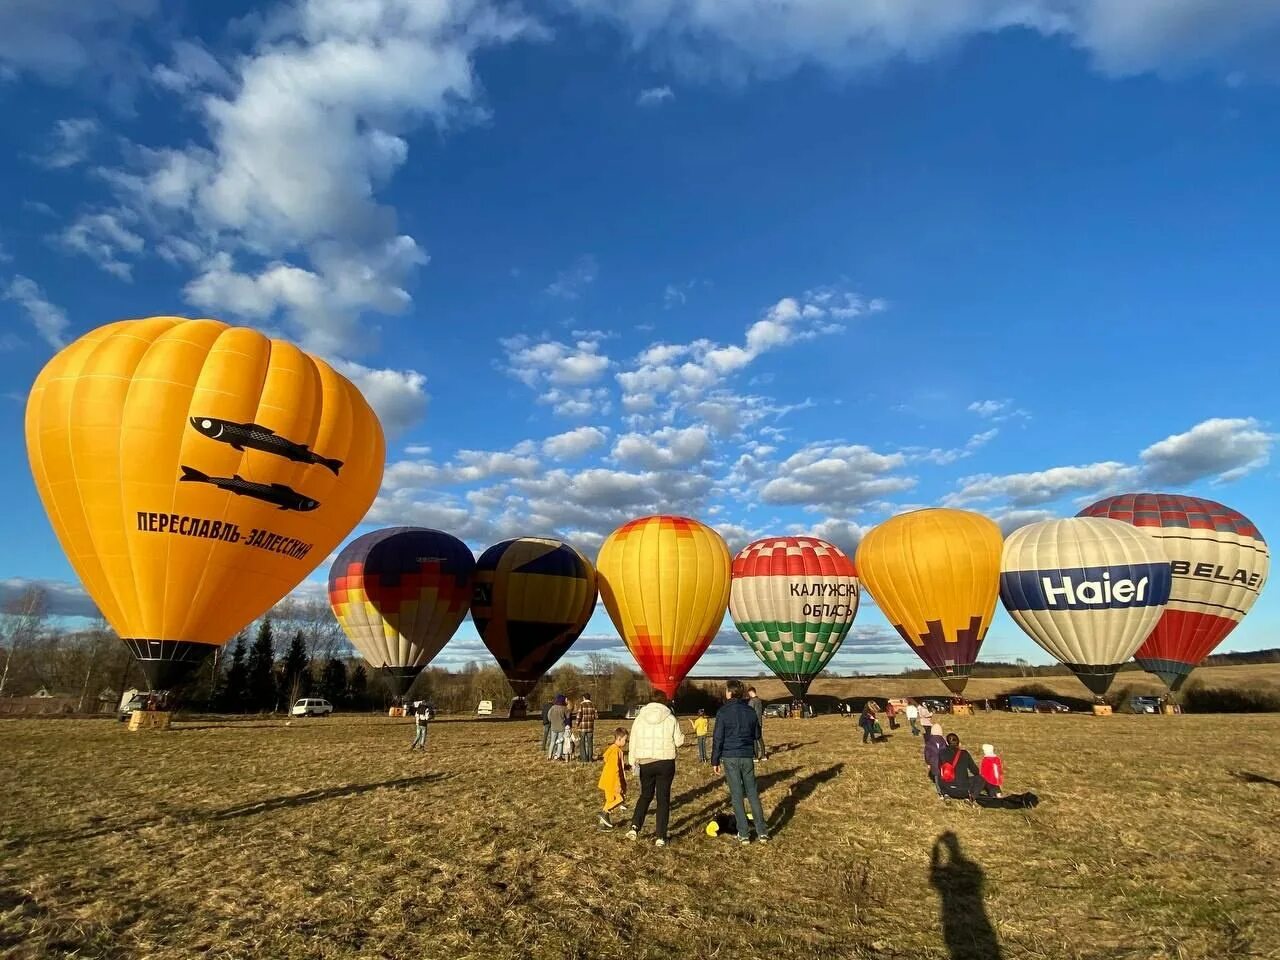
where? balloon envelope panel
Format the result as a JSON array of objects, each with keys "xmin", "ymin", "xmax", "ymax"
[
  {"xmin": 1078, "ymin": 493, "xmax": 1269, "ymax": 690},
  {"xmin": 855, "ymin": 508, "xmax": 1002, "ymax": 694},
  {"xmin": 730, "ymin": 536, "xmax": 858, "ymax": 699},
  {"xmin": 596, "ymin": 515, "xmax": 731, "ymax": 698},
  {"xmin": 471, "ymin": 537, "xmax": 597, "ymax": 698},
  {"xmin": 328, "ymin": 527, "xmax": 475, "ymax": 692},
  {"xmin": 1000, "ymin": 517, "xmax": 1171, "ymax": 695},
  {"xmin": 25, "ymin": 318, "xmax": 385, "ymax": 688}
]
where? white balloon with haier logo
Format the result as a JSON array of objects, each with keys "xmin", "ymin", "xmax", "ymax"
[{"xmin": 1000, "ymin": 517, "xmax": 1172, "ymax": 697}]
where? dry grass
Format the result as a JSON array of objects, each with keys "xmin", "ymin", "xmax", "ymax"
[{"xmin": 2, "ymin": 711, "xmax": 1279, "ymax": 960}]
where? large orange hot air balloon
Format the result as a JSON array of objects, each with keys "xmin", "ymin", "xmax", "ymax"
[
  {"xmin": 596, "ymin": 515, "xmax": 730, "ymax": 698},
  {"xmin": 855, "ymin": 508, "xmax": 1002, "ymax": 694},
  {"xmin": 25, "ymin": 317, "xmax": 385, "ymax": 689}
]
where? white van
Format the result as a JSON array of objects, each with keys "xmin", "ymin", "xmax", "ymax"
[
  {"xmin": 476, "ymin": 700, "xmax": 494, "ymax": 717},
  {"xmin": 291, "ymin": 698, "xmax": 333, "ymax": 717}
]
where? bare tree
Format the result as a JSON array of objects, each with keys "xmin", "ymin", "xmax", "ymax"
[{"xmin": 0, "ymin": 587, "xmax": 49, "ymax": 696}]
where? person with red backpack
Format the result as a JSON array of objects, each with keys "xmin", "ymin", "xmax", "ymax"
[{"xmin": 936, "ymin": 733, "xmax": 982, "ymax": 801}]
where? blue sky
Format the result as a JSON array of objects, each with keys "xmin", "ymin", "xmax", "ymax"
[{"xmin": 1, "ymin": 0, "xmax": 1277, "ymax": 678}]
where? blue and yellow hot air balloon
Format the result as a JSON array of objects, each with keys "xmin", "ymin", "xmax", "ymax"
[
  {"xmin": 25, "ymin": 317, "xmax": 385, "ymax": 689},
  {"xmin": 328, "ymin": 527, "xmax": 475, "ymax": 696},
  {"xmin": 470, "ymin": 537, "xmax": 597, "ymax": 716}
]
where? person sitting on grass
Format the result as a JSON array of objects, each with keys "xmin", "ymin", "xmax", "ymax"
[
  {"xmin": 936, "ymin": 733, "xmax": 983, "ymax": 800},
  {"xmin": 597, "ymin": 728, "xmax": 629, "ymax": 829},
  {"xmin": 979, "ymin": 743, "xmax": 1004, "ymax": 798}
]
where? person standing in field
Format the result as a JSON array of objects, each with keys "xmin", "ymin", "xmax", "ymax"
[
  {"xmin": 408, "ymin": 702, "xmax": 430, "ymax": 751},
  {"xmin": 746, "ymin": 687, "xmax": 766, "ymax": 761},
  {"xmin": 692, "ymin": 709, "xmax": 710, "ymax": 764},
  {"xmin": 546, "ymin": 694, "xmax": 568, "ymax": 761},
  {"xmin": 626, "ymin": 690, "xmax": 685, "ymax": 847},
  {"xmin": 712, "ymin": 680, "xmax": 771, "ymax": 845},
  {"xmin": 597, "ymin": 728, "xmax": 629, "ymax": 829},
  {"xmin": 906, "ymin": 700, "xmax": 920, "ymax": 736},
  {"xmin": 541, "ymin": 699, "xmax": 553, "ymax": 753},
  {"xmin": 575, "ymin": 693, "xmax": 599, "ymax": 762},
  {"xmin": 886, "ymin": 700, "xmax": 898, "ymax": 731},
  {"xmin": 924, "ymin": 723, "xmax": 947, "ymax": 794},
  {"xmin": 919, "ymin": 701, "xmax": 934, "ymax": 737}
]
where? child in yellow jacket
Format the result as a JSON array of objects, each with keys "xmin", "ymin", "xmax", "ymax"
[
  {"xmin": 692, "ymin": 710, "xmax": 710, "ymax": 764},
  {"xmin": 597, "ymin": 728, "xmax": 629, "ymax": 829}
]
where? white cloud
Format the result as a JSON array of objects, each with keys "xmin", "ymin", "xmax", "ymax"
[
  {"xmin": 540, "ymin": 387, "xmax": 612, "ymax": 418},
  {"xmin": 0, "ymin": 0, "xmax": 156, "ymax": 97},
  {"xmin": 0, "ymin": 577, "xmax": 101, "ymax": 619},
  {"xmin": 79, "ymin": 0, "xmax": 539, "ymax": 356},
  {"xmin": 946, "ymin": 461, "xmax": 1137, "ymax": 508},
  {"xmin": 544, "ymin": 254, "xmax": 598, "ymax": 299},
  {"xmin": 968, "ymin": 399, "xmax": 1009, "ymax": 418},
  {"xmin": 503, "ymin": 334, "xmax": 611, "ymax": 388},
  {"xmin": 330, "ymin": 360, "xmax": 428, "ymax": 436},
  {"xmin": 612, "ymin": 425, "xmax": 712, "ymax": 469},
  {"xmin": 4, "ymin": 275, "xmax": 68, "ymax": 348},
  {"xmin": 760, "ymin": 443, "xmax": 913, "ymax": 508},
  {"xmin": 57, "ymin": 212, "xmax": 144, "ymax": 280},
  {"xmin": 563, "ymin": 0, "xmax": 1280, "ymax": 81},
  {"xmin": 544, "ymin": 426, "xmax": 609, "ymax": 459},
  {"xmin": 990, "ymin": 508, "xmax": 1058, "ymax": 535},
  {"xmin": 916, "ymin": 428, "xmax": 998, "ymax": 465},
  {"xmin": 1139, "ymin": 417, "xmax": 1272, "ymax": 486},
  {"xmin": 39, "ymin": 117, "xmax": 99, "ymax": 169},
  {"xmin": 637, "ymin": 85, "xmax": 674, "ymax": 106},
  {"xmin": 618, "ymin": 288, "xmax": 879, "ymax": 417},
  {"xmin": 789, "ymin": 518, "xmax": 870, "ymax": 556}
]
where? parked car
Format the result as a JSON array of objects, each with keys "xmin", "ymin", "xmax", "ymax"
[
  {"xmin": 920, "ymin": 698, "xmax": 951, "ymax": 715},
  {"xmin": 291, "ymin": 697, "xmax": 333, "ymax": 717},
  {"xmin": 1129, "ymin": 695, "xmax": 1162, "ymax": 714},
  {"xmin": 625, "ymin": 705, "xmax": 641, "ymax": 720},
  {"xmin": 1034, "ymin": 700, "xmax": 1071, "ymax": 714},
  {"xmin": 763, "ymin": 703, "xmax": 789, "ymax": 718},
  {"xmin": 1007, "ymin": 695, "xmax": 1038, "ymax": 713},
  {"xmin": 476, "ymin": 700, "xmax": 493, "ymax": 717}
]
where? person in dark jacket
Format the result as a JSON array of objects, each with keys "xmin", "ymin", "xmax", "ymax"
[
  {"xmin": 541, "ymin": 700, "xmax": 553, "ymax": 753},
  {"xmin": 858, "ymin": 703, "xmax": 878, "ymax": 744},
  {"xmin": 923, "ymin": 723, "xmax": 947, "ymax": 794},
  {"xmin": 746, "ymin": 687, "xmax": 766, "ymax": 761},
  {"xmin": 935, "ymin": 733, "xmax": 983, "ymax": 800},
  {"xmin": 713, "ymin": 680, "xmax": 770, "ymax": 844}
]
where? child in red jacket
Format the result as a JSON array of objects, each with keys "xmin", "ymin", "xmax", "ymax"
[{"xmin": 979, "ymin": 743, "xmax": 1004, "ymax": 798}]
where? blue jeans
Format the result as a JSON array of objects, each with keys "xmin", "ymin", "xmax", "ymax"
[
  {"xmin": 697, "ymin": 736, "xmax": 708, "ymax": 762},
  {"xmin": 910, "ymin": 718, "xmax": 920, "ymax": 736},
  {"xmin": 542, "ymin": 722, "xmax": 551, "ymax": 752},
  {"xmin": 722, "ymin": 756, "xmax": 768, "ymax": 840},
  {"xmin": 548, "ymin": 731, "xmax": 564, "ymax": 759},
  {"xmin": 412, "ymin": 724, "xmax": 427, "ymax": 749},
  {"xmin": 579, "ymin": 730, "xmax": 594, "ymax": 761}
]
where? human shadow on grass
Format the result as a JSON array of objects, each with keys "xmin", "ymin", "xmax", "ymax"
[
  {"xmin": 766, "ymin": 740, "xmax": 818, "ymax": 756},
  {"xmin": 11, "ymin": 773, "xmax": 451, "ymax": 848},
  {"xmin": 929, "ymin": 831, "xmax": 1003, "ymax": 960},
  {"xmin": 1233, "ymin": 771, "xmax": 1280, "ymax": 787},
  {"xmin": 766, "ymin": 763, "xmax": 844, "ymax": 835}
]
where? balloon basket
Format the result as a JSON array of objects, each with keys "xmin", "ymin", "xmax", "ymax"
[
  {"xmin": 950, "ymin": 704, "xmax": 973, "ymax": 717},
  {"xmin": 1092, "ymin": 704, "xmax": 1113, "ymax": 717},
  {"xmin": 1161, "ymin": 705, "xmax": 1177, "ymax": 715},
  {"xmin": 128, "ymin": 710, "xmax": 171, "ymax": 732},
  {"xmin": 388, "ymin": 706, "xmax": 405, "ymax": 718}
]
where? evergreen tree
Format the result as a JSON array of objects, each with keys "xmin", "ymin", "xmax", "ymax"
[
  {"xmin": 281, "ymin": 630, "xmax": 310, "ymax": 704},
  {"xmin": 222, "ymin": 634, "xmax": 249, "ymax": 712},
  {"xmin": 350, "ymin": 664, "xmax": 368, "ymax": 709},
  {"xmin": 319, "ymin": 657, "xmax": 347, "ymax": 704},
  {"xmin": 246, "ymin": 618, "xmax": 277, "ymax": 711}
]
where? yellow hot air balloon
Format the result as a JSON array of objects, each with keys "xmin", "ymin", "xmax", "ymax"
[
  {"xmin": 25, "ymin": 317, "xmax": 385, "ymax": 689},
  {"xmin": 855, "ymin": 508, "xmax": 1002, "ymax": 694},
  {"xmin": 596, "ymin": 515, "xmax": 730, "ymax": 698}
]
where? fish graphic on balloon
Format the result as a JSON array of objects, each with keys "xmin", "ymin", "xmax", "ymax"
[
  {"xmin": 189, "ymin": 417, "xmax": 344, "ymax": 475},
  {"xmin": 179, "ymin": 466, "xmax": 320, "ymax": 512}
]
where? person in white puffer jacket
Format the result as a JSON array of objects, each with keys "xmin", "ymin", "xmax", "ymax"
[{"xmin": 625, "ymin": 690, "xmax": 685, "ymax": 847}]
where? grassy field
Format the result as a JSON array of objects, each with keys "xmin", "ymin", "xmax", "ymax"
[{"xmin": 2, "ymin": 711, "xmax": 1279, "ymax": 960}]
